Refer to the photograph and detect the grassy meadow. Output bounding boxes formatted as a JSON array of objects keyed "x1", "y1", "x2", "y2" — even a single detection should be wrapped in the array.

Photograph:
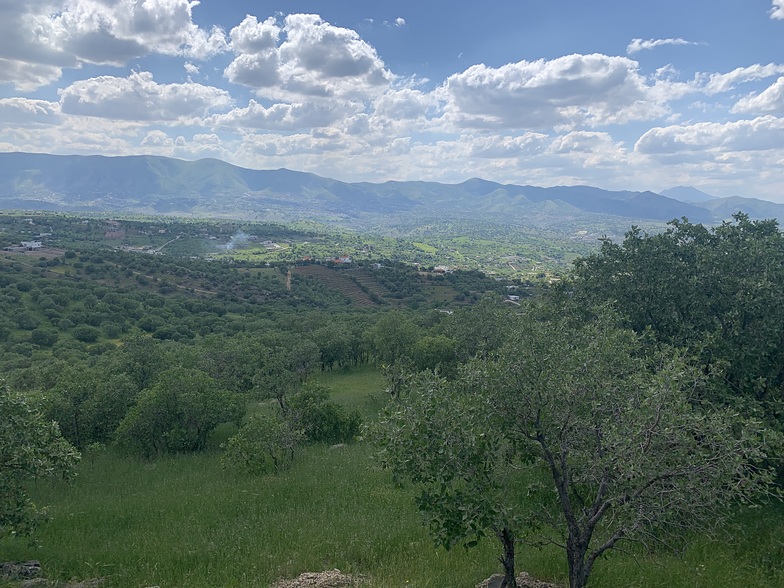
[{"x1": 2, "y1": 366, "x2": 783, "y2": 588}]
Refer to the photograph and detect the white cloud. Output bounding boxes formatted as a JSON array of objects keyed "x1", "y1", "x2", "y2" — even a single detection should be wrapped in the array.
[
  {"x1": 643, "y1": 63, "x2": 784, "y2": 106},
  {"x1": 439, "y1": 54, "x2": 666, "y2": 130},
  {"x1": 698, "y1": 63, "x2": 784, "y2": 94},
  {"x1": 0, "y1": 1, "x2": 226, "y2": 90},
  {"x1": 229, "y1": 15, "x2": 280, "y2": 54},
  {"x1": 371, "y1": 88, "x2": 437, "y2": 121},
  {"x1": 395, "y1": 18, "x2": 406, "y2": 27},
  {"x1": 0, "y1": 58, "x2": 64, "y2": 91},
  {"x1": 548, "y1": 131, "x2": 622, "y2": 155},
  {"x1": 141, "y1": 130, "x2": 175, "y2": 148},
  {"x1": 467, "y1": 133, "x2": 548, "y2": 158},
  {"x1": 772, "y1": 1, "x2": 784, "y2": 19},
  {"x1": 184, "y1": 62, "x2": 200, "y2": 76},
  {"x1": 46, "y1": 0, "x2": 228, "y2": 61},
  {"x1": 58, "y1": 71, "x2": 232, "y2": 121},
  {"x1": 635, "y1": 116, "x2": 784, "y2": 155},
  {"x1": 225, "y1": 14, "x2": 393, "y2": 101},
  {"x1": 733, "y1": 77, "x2": 784, "y2": 114},
  {"x1": 205, "y1": 99, "x2": 355, "y2": 131},
  {"x1": 0, "y1": 98, "x2": 61, "y2": 125},
  {"x1": 626, "y1": 38, "x2": 700, "y2": 54}
]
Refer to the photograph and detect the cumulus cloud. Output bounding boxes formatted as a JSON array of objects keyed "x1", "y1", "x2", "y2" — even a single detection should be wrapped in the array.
[
  {"x1": 0, "y1": 98, "x2": 61, "y2": 125},
  {"x1": 548, "y1": 131, "x2": 622, "y2": 154},
  {"x1": 0, "y1": 0, "x2": 226, "y2": 89},
  {"x1": 0, "y1": 58, "x2": 64, "y2": 91},
  {"x1": 205, "y1": 99, "x2": 354, "y2": 131},
  {"x1": 635, "y1": 116, "x2": 784, "y2": 155},
  {"x1": 440, "y1": 54, "x2": 666, "y2": 130},
  {"x1": 733, "y1": 77, "x2": 784, "y2": 114},
  {"x1": 371, "y1": 88, "x2": 437, "y2": 121},
  {"x1": 58, "y1": 71, "x2": 232, "y2": 121},
  {"x1": 394, "y1": 18, "x2": 406, "y2": 27},
  {"x1": 643, "y1": 63, "x2": 784, "y2": 105},
  {"x1": 772, "y1": 1, "x2": 784, "y2": 19},
  {"x1": 626, "y1": 38, "x2": 701, "y2": 54},
  {"x1": 46, "y1": 0, "x2": 228, "y2": 61},
  {"x1": 698, "y1": 63, "x2": 784, "y2": 94},
  {"x1": 225, "y1": 14, "x2": 393, "y2": 101},
  {"x1": 467, "y1": 133, "x2": 548, "y2": 158}
]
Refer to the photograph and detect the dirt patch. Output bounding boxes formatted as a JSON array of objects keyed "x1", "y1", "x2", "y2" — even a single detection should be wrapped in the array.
[
  {"x1": 475, "y1": 571, "x2": 562, "y2": 588},
  {"x1": 270, "y1": 569, "x2": 362, "y2": 588},
  {"x1": 12, "y1": 579, "x2": 103, "y2": 588}
]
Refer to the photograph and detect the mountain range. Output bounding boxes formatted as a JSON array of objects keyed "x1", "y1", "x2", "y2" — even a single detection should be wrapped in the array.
[{"x1": 0, "y1": 152, "x2": 781, "y2": 227}]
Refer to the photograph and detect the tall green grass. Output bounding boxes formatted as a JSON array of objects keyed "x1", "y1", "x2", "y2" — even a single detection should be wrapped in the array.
[{"x1": 2, "y1": 367, "x2": 782, "y2": 587}]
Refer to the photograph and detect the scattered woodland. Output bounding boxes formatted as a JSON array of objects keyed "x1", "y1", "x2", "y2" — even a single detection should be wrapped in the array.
[{"x1": 1, "y1": 211, "x2": 783, "y2": 588}]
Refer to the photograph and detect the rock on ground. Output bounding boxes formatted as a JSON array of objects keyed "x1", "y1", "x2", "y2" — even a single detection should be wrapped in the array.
[
  {"x1": 1, "y1": 561, "x2": 42, "y2": 581},
  {"x1": 270, "y1": 569, "x2": 361, "y2": 588},
  {"x1": 475, "y1": 572, "x2": 561, "y2": 588}
]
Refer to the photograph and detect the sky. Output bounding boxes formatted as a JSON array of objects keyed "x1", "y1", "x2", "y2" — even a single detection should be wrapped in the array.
[{"x1": 1, "y1": 1, "x2": 784, "y2": 201}]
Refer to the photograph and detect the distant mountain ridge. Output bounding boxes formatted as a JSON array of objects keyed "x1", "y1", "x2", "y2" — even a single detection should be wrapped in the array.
[
  {"x1": 660, "y1": 186, "x2": 719, "y2": 203},
  {"x1": 0, "y1": 152, "x2": 781, "y2": 226}
]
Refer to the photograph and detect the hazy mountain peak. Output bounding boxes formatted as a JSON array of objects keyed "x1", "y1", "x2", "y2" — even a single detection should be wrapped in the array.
[{"x1": 660, "y1": 186, "x2": 718, "y2": 203}]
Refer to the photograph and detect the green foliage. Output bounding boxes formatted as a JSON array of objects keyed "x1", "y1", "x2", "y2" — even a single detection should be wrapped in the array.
[
  {"x1": 41, "y1": 366, "x2": 137, "y2": 448},
  {"x1": 222, "y1": 412, "x2": 304, "y2": 474},
  {"x1": 567, "y1": 214, "x2": 784, "y2": 437},
  {"x1": 72, "y1": 324, "x2": 100, "y2": 343},
  {"x1": 0, "y1": 368, "x2": 782, "y2": 587},
  {"x1": 30, "y1": 328, "x2": 58, "y2": 347},
  {"x1": 115, "y1": 368, "x2": 244, "y2": 457},
  {"x1": 368, "y1": 311, "x2": 421, "y2": 364},
  {"x1": 15, "y1": 311, "x2": 39, "y2": 330},
  {"x1": 374, "y1": 371, "x2": 518, "y2": 550},
  {"x1": 375, "y1": 305, "x2": 777, "y2": 588},
  {"x1": 411, "y1": 334, "x2": 458, "y2": 376},
  {"x1": 0, "y1": 383, "x2": 80, "y2": 539},
  {"x1": 288, "y1": 383, "x2": 362, "y2": 444},
  {"x1": 488, "y1": 306, "x2": 775, "y2": 587}
]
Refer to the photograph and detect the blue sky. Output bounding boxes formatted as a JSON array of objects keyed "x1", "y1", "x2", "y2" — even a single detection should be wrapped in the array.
[{"x1": 1, "y1": 0, "x2": 784, "y2": 201}]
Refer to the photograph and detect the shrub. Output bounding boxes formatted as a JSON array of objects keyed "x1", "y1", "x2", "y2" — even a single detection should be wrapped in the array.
[
  {"x1": 72, "y1": 325, "x2": 100, "y2": 343},
  {"x1": 222, "y1": 412, "x2": 304, "y2": 474},
  {"x1": 288, "y1": 383, "x2": 361, "y2": 444},
  {"x1": 115, "y1": 368, "x2": 244, "y2": 458},
  {"x1": 31, "y1": 328, "x2": 58, "y2": 347}
]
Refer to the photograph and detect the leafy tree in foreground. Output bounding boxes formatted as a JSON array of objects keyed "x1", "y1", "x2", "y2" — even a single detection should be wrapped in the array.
[
  {"x1": 1, "y1": 384, "x2": 80, "y2": 539},
  {"x1": 375, "y1": 370, "x2": 522, "y2": 586},
  {"x1": 375, "y1": 307, "x2": 775, "y2": 588}
]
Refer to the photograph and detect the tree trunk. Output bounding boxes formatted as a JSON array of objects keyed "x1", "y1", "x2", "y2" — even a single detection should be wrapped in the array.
[
  {"x1": 497, "y1": 527, "x2": 517, "y2": 588},
  {"x1": 566, "y1": 534, "x2": 592, "y2": 588}
]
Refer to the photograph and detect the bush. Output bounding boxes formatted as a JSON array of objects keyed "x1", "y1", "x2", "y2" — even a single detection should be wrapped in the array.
[
  {"x1": 72, "y1": 325, "x2": 100, "y2": 343},
  {"x1": 288, "y1": 383, "x2": 361, "y2": 444},
  {"x1": 222, "y1": 412, "x2": 304, "y2": 474},
  {"x1": 31, "y1": 328, "x2": 58, "y2": 347},
  {"x1": 15, "y1": 311, "x2": 39, "y2": 330},
  {"x1": 115, "y1": 368, "x2": 244, "y2": 458}
]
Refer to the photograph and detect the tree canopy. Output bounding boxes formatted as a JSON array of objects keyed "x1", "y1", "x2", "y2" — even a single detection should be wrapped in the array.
[
  {"x1": 566, "y1": 214, "x2": 784, "y2": 437},
  {"x1": 375, "y1": 305, "x2": 775, "y2": 588}
]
